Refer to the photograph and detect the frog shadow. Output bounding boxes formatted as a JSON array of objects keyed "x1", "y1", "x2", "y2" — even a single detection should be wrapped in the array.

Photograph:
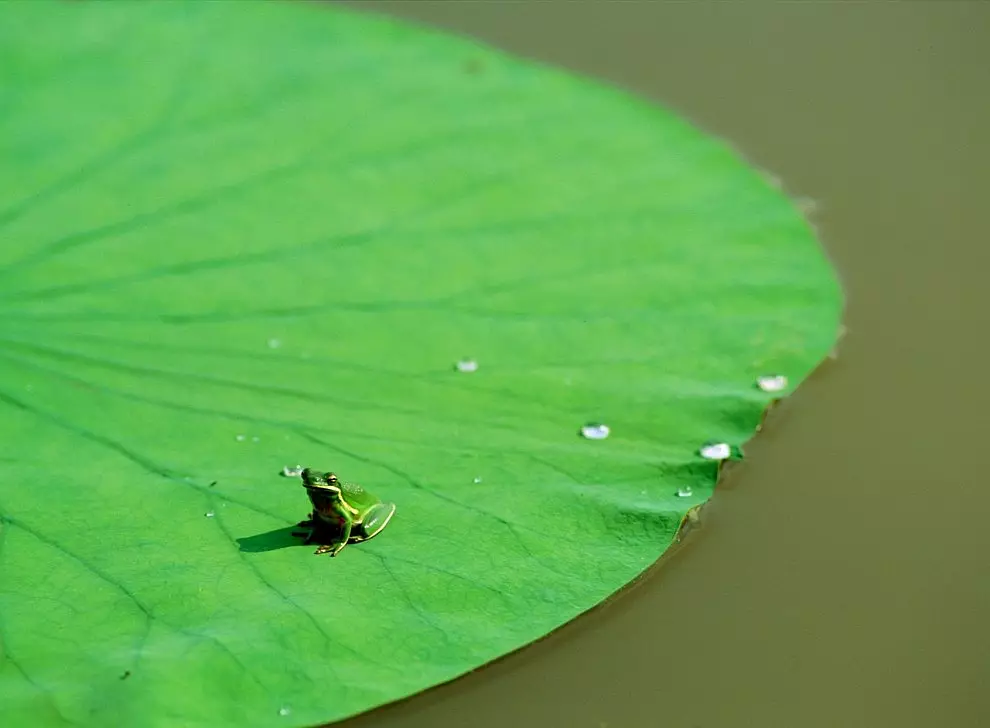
[
  {"x1": 236, "y1": 526, "x2": 306, "y2": 553},
  {"x1": 237, "y1": 522, "x2": 343, "y2": 553}
]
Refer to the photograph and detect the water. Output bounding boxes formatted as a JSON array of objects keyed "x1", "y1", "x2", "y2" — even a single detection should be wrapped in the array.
[
  {"x1": 676, "y1": 487, "x2": 693, "y2": 498},
  {"x1": 756, "y1": 374, "x2": 788, "y2": 393},
  {"x1": 699, "y1": 442, "x2": 731, "y2": 460},
  {"x1": 281, "y1": 465, "x2": 304, "y2": 477},
  {"x1": 455, "y1": 358, "x2": 479, "y2": 373},
  {"x1": 580, "y1": 423, "x2": 610, "y2": 440}
]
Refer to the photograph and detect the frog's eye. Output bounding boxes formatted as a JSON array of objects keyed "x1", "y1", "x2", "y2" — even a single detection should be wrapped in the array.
[{"x1": 326, "y1": 473, "x2": 339, "y2": 484}]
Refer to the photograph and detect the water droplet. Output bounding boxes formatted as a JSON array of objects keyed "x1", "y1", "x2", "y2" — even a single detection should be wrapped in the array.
[
  {"x1": 278, "y1": 706, "x2": 291, "y2": 717},
  {"x1": 268, "y1": 338, "x2": 281, "y2": 349},
  {"x1": 251, "y1": 436, "x2": 260, "y2": 443},
  {"x1": 580, "y1": 423, "x2": 610, "y2": 440},
  {"x1": 205, "y1": 511, "x2": 215, "y2": 518},
  {"x1": 756, "y1": 374, "x2": 788, "y2": 393},
  {"x1": 455, "y1": 358, "x2": 478, "y2": 373},
  {"x1": 281, "y1": 465, "x2": 304, "y2": 477},
  {"x1": 699, "y1": 442, "x2": 731, "y2": 460},
  {"x1": 676, "y1": 487, "x2": 693, "y2": 498},
  {"x1": 473, "y1": 477, "x2": 482, "y2": 484},
  {"x1": 235, "y1": 435, "x2": 246, "y2": 442}
]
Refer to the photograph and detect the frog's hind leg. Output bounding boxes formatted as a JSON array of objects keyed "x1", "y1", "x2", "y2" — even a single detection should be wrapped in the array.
[
  {"x1": 353, "y1": 502, "x2": 397, "y2": 543},
  {"x1": 314, "y1": 543, "x2": 337, "y2": 556}
]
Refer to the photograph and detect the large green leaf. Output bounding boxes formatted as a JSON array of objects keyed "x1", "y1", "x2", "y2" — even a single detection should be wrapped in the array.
[{"x1": 0, "y1": 2, "x2": 841, "y2": 726}]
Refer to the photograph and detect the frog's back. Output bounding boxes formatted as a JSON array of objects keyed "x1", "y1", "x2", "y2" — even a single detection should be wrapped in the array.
[{"x1": 341, "y1": 480, "x2": 380, "y2": 509}]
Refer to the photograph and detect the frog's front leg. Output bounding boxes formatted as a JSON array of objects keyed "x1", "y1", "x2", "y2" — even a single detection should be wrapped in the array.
[
  {"x1": 313, "y1": 539, "x2": 347, "y2": 556},
  {"x1": 314, "y1": 519, "x2": 352, "y2": 556}
]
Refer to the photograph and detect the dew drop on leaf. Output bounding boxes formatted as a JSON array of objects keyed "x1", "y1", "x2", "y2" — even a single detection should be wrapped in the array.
[
  {"x1": 281, "y1": 465, "x2": 304, "y2": 477},
  {"x1": 268, "y1": 338, "x2": 282, "y2": 349},
  {"x1": 455, "y1": 358, "x2": 478, "y2": 373},
  {"x1": 205, "y1": 511, "x2": 215, "y2": 518},
  {"x1": 580, "y1": 423, "x2": 610, "y2": 440},
  {"x1": 235, "y1": 435, "x2": 246, "y2": 442},
  {"x1": 699, "y1": 442, "x2": 731, "y2": 460},
  {"x1": 676, "y1": 487, "x2": 693, "y2": 498},
  {"x1": 756, "y1": 374, "x2": 788, "y2": 392},
  {"x1": 473, "y1": 476, "x2": 482, "y2": 484},
  {"x1": 278, "y1": 707, "x2": 291, "y2": 717}
]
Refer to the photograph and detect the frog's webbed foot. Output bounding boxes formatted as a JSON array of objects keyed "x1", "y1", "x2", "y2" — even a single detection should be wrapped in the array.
[{"x1": 314, "y1": 541, "x2": 346, "y2": 556}]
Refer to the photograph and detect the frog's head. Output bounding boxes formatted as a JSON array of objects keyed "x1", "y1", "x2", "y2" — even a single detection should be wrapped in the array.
[{"x1": 300, "y1": 468, "x2": 341, "y2": 494}]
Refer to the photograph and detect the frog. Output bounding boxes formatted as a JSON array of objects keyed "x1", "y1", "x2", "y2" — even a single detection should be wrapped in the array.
[{"x1": 292, "y1": 468, "x2": 396, "y2": 556}]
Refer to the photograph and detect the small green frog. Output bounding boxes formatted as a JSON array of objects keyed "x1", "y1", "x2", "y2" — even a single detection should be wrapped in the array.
[{"x1": 292, "y1": 468, "x2": 396, "y2": 556}]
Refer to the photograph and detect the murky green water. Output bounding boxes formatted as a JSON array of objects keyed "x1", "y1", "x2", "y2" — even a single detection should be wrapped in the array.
[{"x1": 337, "y1": 3, "x2": 990, "y2": 726}]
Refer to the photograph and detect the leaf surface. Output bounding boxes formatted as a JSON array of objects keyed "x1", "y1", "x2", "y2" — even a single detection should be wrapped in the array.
[{"x1": 0, "y1": 3, "x2": 841, "y2": 726}]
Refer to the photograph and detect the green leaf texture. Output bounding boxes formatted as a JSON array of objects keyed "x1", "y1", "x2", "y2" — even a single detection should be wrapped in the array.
[{"x1": 0, "y1": 2, "x2": 842, "y2": 726}]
